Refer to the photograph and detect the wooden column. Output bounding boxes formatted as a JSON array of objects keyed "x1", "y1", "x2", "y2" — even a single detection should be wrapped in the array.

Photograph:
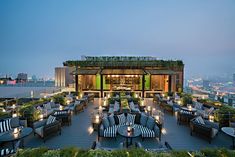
[
  {"x1": 100, "y1": 74, "x2": 103, "y2": 98},
  {"x1": 142, "y1": 75, "x2": 145, "y2": 98},
  {"x1": 168, "y1": 75, "x2": 172, "y2": 93},
  {"x1": 75, "y1": 74, "x2": 79, "y2": 95}
]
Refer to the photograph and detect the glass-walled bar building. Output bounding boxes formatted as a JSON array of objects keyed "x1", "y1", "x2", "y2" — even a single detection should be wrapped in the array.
[{"x1": 63, "y1": 56, "x2": 184, "y2": 98}]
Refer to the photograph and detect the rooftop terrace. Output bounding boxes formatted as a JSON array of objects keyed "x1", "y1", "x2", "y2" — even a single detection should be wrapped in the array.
[{"x1": 18, "y1": 98, "x2": 231, "y2": 150}]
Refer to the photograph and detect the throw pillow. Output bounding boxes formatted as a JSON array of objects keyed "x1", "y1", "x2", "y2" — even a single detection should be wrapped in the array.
[
  {"x1": 117, "y1": 113, "x2": 126, "y2": 124},
  {"x1": 46, "y1": 115, "x2": 56, "y2": 125},
  {"x1": 126, "y1": 114, "x2": 135, "y2": 125},
  {"x1": 114, "y1": 115, "x2": 119, "y2": 125},
  {"x1": 108, "y1": 115, "x2": 115, "y2": 126},
  {"x1": 135, "y1": 113, "x2": 141, "y2": 124},
  {"x1": 196, "y1": 116, "x2": 205, "y2": 125},
  {"x1": 43, "y1": 103, "x2": 51, "y2": 110},
  {"x1": 0, "y1": 119, "x2": 12, "y2": 133},
  {"x1": 140, "y1": 113, "x2": 148, "y2": 126},
  {"x1": 102, "y1": 117, "x2": 110, "y2": 129},
  {"x1": 146, "y1": 117, "x2": 155, "y2": 130}
]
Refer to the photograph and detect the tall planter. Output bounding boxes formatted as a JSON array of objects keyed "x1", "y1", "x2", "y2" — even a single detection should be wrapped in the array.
[{"x1": 214, "y1": 106, "x2": 235, "y2": 128}]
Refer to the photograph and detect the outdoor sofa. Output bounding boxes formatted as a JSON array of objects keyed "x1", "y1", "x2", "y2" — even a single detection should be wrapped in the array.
[
  {"x1": 33, "y1": 115, "x2": 61, "y2": 142},
  {"x1": 190, "y1": 116, "x2": 219, "y2": 143},
  {"x1": 98, "y1": 113, "x2": 161, "y2": 141}
]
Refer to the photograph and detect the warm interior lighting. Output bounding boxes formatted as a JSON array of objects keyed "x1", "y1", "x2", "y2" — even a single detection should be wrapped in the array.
[
  {"x1": 76, "y1": 96, "x2": 79, "y2": 99},
  {"x1": 147, "y1": 106, "x2": 151, "y2": 111},
  {"x1": 141, "y1": 100, "x2": 144, "y2": 106},
  {"x1": 2, "y1": 109, "x2": 6, "y2": 112},
  {"x1": 12, "y1": 104, "x2": 16, "y2": 109},
  {"x1": 103, "y1": 100, "x2": 107, "y2": 106},
  {"x1": 107, "y1": 94, "x2": 110, "y2": 98},
  {"x1": 12, "y1": 113, "x2": 17, "y2": 118},
  {"x1": 80, "y1": 93, "x2": 83, "y2": 98}
]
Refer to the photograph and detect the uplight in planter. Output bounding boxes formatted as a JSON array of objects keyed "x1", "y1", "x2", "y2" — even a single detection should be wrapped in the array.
[
  {"x1": 209, "y1": 115, "x2": 214, "y2": 122},
  {"x1": 39, "y1": 114, "x2": 43, "y2": 121}
]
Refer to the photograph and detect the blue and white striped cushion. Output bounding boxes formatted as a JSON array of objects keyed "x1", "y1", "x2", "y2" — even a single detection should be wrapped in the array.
[
  {"x1": 54, "y1": 111, "x2": 68, "y2": 115},
  {"x1": 133, "y1": 124, "x2": 155, "y2": 138},
  {"x1": 140, "y1": 127, "x2": 155, "y2": 138},
  {"x1": 103, "y1": 126, "x2": 118, "y2": 137},
  {"x1": 0, "y1": 119, "x2": 12, "y2": 133},
  {"x1": 126, "y1": 114, "x2": 135, "y2": 124},
  {"x1": 180, "y1": 110, "x2": 192, "y2": 115},
  {"x1": 46, "y1": 115, "x2": 56, "y2": 125},
  {"x1": 117, "y1": 114, "x2": 126, "y2": 124},
  {"x1": 0, "y1": 148, "x2": 14, "y2": 157}
]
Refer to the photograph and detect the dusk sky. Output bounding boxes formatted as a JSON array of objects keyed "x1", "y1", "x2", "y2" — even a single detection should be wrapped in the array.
[{"x1": 0, "y1": 0, "x2": 235, "y2": 79}]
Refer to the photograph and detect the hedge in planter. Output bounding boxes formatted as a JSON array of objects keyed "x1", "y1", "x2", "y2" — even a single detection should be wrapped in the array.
[
  {"x1": 14, "y1": 147, "x2": 235, "y2": 157},
  {"x1": 214, "y1": 105, "x2": 235, "y2": 127}
]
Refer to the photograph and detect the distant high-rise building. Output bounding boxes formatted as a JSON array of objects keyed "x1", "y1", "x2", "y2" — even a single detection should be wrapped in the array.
[
  {"x1": 55, "y1": 67, "x2": 73, "y2": 87},
  {"x1": 16, "y1": 73, "x2": 27, "y2": 83},
  {"x1": 202, "y1": 80, "x2": 210, "y2": 89}
]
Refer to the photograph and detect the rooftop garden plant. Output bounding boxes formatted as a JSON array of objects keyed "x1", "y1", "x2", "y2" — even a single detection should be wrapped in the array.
[
  {"x1": 214, "y1": 105, "x2": 235, "y2": 127},
  {"x1": 63, "y1": 56, "x2": 184, "y2": 69},
  {"x1": 181, "y1": 93, "x2": 193, "y2": 106},
  {"x1": 14, "y1": 147, "x2": 235, "y2": 157}
]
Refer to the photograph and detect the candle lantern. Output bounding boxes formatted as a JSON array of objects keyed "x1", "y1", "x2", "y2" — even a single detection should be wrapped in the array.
[
  {"x1": 13, "y1": 128, "x2": 19, "y2": 134},
  {"x1": 209, "y1": 115, "x2": 214, "y2": 122},
  {"x1": 127, "y1": 126, "x2": 131, "y2": 132}
]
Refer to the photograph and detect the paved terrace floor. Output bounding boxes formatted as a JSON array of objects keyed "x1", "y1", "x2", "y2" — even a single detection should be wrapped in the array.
[{"x1": 23, "y1": 98, "x2": 232, "y2": 150}]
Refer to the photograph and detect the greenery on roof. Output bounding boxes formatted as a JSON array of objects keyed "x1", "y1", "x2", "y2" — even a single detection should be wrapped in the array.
[{"x1": 64, "y1": 56, "x2": 184, "y2": 69}]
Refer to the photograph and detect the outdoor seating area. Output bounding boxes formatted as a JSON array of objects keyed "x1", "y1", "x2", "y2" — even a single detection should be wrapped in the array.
[{"x1": 1, "y1": 92, "x2": 235, "y2": 156}]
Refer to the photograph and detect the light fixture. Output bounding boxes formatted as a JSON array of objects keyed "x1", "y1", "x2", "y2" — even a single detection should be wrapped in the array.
[
  {"x1": 13, "y1": 128, "x2": 19, "y2": 134},
  {"x1": 209, "y1": 115, "x2": 214, "y2": 122},
  {"x1": 155, "y1": 115, "x2": 160, "y2": 121},
  {"x1": 127, "y1": 126, "x2": 131, "y2": 132},
  {"x1": 12, "y1": 113, "x2": 17, "y2": 118},
  {"x1": 39, "y1": 114, "x2": 43, "y2": 120},
  {"x1": 66, "y1": 100, "x2": 70, "y2": 105},
  {"x1": 60, "y1": 105, "x2": 63, "y2": 110}
]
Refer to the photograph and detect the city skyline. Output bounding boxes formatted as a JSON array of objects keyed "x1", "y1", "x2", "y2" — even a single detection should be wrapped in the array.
[{"x1": 1, "y1": 0, "x2": 235, "y2": 79}]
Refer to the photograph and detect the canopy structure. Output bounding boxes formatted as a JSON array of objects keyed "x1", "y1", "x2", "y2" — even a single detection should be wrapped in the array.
[
  {"x1": 71, "y1": 69, "x2": 99, "y2": 75},
  {"x1": 145, "y1": 69, "x2": 177, "y2": 75},
  {"x1": 100, "y1": 69, "x2": 146, "y2": 75}
]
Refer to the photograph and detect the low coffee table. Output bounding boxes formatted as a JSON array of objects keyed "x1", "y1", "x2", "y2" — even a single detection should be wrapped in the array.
[
  {"x1": 0, "y1": 127, "x2": 32, "y2": 149},
  {"x1": 117, "y1": 125, "x2": 141, "y2": 148},
  {"x1": 221, "y1": 127, "x2": 235, "y2": 149}
]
